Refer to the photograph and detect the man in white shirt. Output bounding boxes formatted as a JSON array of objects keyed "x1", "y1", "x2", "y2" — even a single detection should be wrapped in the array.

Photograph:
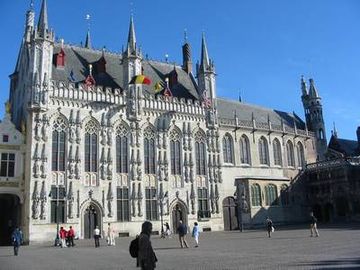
[{"x1": 94, "y1": 226, "x2": 101, "y2": 247}]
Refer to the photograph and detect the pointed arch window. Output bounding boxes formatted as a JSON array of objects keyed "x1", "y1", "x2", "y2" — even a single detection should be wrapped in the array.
[
  {"x1": 273, "y1": 138, "x2": 282, "y2": 166},
  {"x1": 170, "y1": 129, "x2": 182, "y2": 175},
  {"x1": 258, "y1": 137, "x2": 269, "y2": 165},
  {"x1": 240, "y1": 135, "x2": 251, "y2": 165},
  {"x1": 195, "y1": 130, "x2": 206, "y2": 175},
  {"x1": 144, "y1": 127, "x2": 156, "y2": 175},
  {"x1": 84, "y1": 120, "x2": 99, "y2": 172},
  {"x1": 116, "y1": 124, "x2": 129, "y2": 173},
  {"x1": 296, "y1": 142, "x2": 305, "y2": 168},
  {"x1": 52, "y1": 117, "x2": 67, "y2": 172},
  {"x1": 222, "y1": 133, "x2": 234, "y2": 164},
  {"x1": 286, "y1": 140, "x2": 295, "y2": 167},
  {"x1": 251, "y1": 184, "x2": 262, "y2": 207},
  {"x1": 265, "y1": 184, "x2": 278, "y2": 206}
]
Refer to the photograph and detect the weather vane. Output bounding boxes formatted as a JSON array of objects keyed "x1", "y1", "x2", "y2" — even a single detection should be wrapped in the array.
[{"x1": 85, "y1": 14, "x2": 91, "y2": 30}]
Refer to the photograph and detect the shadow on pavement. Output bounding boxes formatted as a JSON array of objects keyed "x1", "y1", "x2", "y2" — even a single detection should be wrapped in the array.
[{"x1": 292, "y1": 257, "x2": 360, "y2": 269}]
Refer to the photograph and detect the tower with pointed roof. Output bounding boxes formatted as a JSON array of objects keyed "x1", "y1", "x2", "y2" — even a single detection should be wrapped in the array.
[{"x1": 301, "y1": 77, "x2": 327, "y2": 160}]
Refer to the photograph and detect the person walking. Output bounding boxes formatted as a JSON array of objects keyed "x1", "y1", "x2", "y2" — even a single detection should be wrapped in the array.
[
  {"x1": 177, "y1": 220, "x2": 189, "y2": 248},
  {"x1": 266, "y1": 217, "x2": 274, "y2": 238},
  {"x1": 94, "y1": 226, "x2": 101, "y2": 248},
  {"x1": 164, "y1": 222, "x2": 171, "y2": 238},
  {"x1": 310, "y1": 212, "x2": 320, "y2": 237},
  {"x1": 59, "y1": 227, "x2": 67, "y2": 248},
  {"x1": 107, "y1": 223, "x2": 116, "y2": 246},
  {"x1": 11, "y1": 227, "x2": 23, "y2": 256},
  {"x1": 192, "y1": 222, "x2": 200, "y2": 247},
  {"x1": 138, "y1": 221, "x2": 157, "y2": 270},
  {"x1": 67, "y1": 226, "x2": 75, "y2": 247}
]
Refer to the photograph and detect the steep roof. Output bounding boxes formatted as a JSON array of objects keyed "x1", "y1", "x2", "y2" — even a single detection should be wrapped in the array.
[
  {"x1": 216, "y1": 98, "x2": 306, "y2": 129},
  {"x1": 328, "y1": 135, "x2": 359, "y2": 156},
  {"x1": 51, "y1": 43, "x2": 199, "y2": 99}
]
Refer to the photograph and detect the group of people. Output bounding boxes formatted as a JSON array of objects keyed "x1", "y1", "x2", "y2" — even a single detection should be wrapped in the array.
[
  {"x1": 58, "y1": 226, "x2": 75, "y2": 247},
  {"x1": 93, "y1": 223, "x2": 116, "y2": 248}
]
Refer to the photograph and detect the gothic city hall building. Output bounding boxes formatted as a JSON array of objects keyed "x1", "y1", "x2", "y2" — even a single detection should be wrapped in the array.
[{"x1": 1, "y1": 0, "x2": 327, "y2": 243}]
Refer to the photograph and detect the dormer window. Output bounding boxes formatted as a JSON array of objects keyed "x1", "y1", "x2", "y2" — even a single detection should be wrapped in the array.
[
  {"x1": 55, "y1": 49, "x2": 66, "y2": 68},
  {"x1": 2, "y1": 135, "x2": 9, "y2": 143}
]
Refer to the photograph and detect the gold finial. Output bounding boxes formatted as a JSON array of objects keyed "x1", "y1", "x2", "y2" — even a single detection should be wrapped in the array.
[{"x1": 5, "y1": 101, "x2": 11, "y2": 114}]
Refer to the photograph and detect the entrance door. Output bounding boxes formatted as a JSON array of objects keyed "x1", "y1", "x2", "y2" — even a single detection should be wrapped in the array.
[
  {"x1": 0, "y1": 194, "x2": 21, "y2": 245},
  {"x1": 171, "y1": 203, "x2": 187, "y2": 233},
  {"x1": 83, "y1": 204, "x2": 100, "y2": 239},
  {"x1": 223, "y1": 197, "x2": 238, "y2": 231}
]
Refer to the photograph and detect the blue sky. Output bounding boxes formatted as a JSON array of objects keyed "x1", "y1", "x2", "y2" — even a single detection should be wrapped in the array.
[{"x1": 1, "y1": 0, "x2": 360, "y2": 140}]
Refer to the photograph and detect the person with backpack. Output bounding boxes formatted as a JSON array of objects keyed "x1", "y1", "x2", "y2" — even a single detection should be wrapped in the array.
[
  {"x1": 177, "y1": 220, "x2": 189, "y2": 248},
  {"x1": 11, "y1": 227, "x2": 23, "y2": 256},
  {"x1": 310, "y1": 212, "x2": 320, "y2": 237},
  {"x1": 138, "y1": 221, "x2": 157, "y2": 270},
  {"x1": 192, "y1": 222, "x2": 200, "y2": 247},
  {"x1": 265, "y1": 217, "x2": 274, "y2": 238}
]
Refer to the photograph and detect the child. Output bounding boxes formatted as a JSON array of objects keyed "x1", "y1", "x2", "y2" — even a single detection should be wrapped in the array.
[{"x1": 192, "y1": 222, "x2": 200, "y2": 247}]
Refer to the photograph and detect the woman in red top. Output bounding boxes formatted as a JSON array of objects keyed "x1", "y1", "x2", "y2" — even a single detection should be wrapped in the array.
[
  {"x1": 67, "y1": 226, "x2": 75, "y2": 247},
  {"x1": 59, "y1": 227, "x2": 67, "y2": 248}
]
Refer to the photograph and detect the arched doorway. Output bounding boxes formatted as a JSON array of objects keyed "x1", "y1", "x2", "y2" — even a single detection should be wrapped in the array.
[
  {"x1": 171, "y1": 201, "x2": 188, "y2": 234},
  {"x1": 0, "y1": 194, "x2": 21, "y2": 245},
  {"x1": 83, "y1": 203, "x2": 102, "y2": 239},
  {"x1": 223, "y1": 197, "x2": 238, "y2": 231}
]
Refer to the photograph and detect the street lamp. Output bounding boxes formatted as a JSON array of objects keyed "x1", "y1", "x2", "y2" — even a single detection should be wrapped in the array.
[
  {"x1": 158, "y1": 190, "x2": 168, "y2": 238},
  {"x1": 235, "y1": 182, "x2": 248, "y2": 232}
]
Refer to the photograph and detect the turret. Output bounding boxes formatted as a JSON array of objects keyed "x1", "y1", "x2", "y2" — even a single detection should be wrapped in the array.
[
  {"x1": 24, "y1": 1, "x2": 35, "y2": 43},
  {"x1": 196, "y1": 33, "x2": 216, "y2": 101},
  {"x1": 123, "y1": 15, "x2": 142, "y2": 121},
  {"x1": 85, "y1": 29, "x2": 91, "y2": 49},
  {"x1": 182, "y1": 31, "x2": 192, "y2": 74},
  {"x1": 301, "y1": 77, "x2": 327, "y2": 160}
]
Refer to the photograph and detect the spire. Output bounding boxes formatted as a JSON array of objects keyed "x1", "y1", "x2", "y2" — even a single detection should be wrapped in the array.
[
  {"x1": 309, "y1": 78, "x2": 319, "y2": 98},
  {"x1": 200, "y1": 33, "x2": 210, "y2": 71},
  {"x1": 127, "y1": 15, "x2": 136, "y2": 53},
  {"x1": 37, "y1": 0, "x2": 48, "y2": 33},
  {"x1": 301, "y1": 75, "x2": 307, "y2": 96},
  {"x1": 85, "y1": 30, "x2": 91, "y2": 49},
  {"x1": 333, "y1": 122, "x2": 338, "y2": 138}
]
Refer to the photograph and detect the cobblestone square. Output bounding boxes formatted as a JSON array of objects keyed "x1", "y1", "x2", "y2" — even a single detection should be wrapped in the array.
[{"x1": 1, "y1": 224, "x2": 359, "y2": 270}]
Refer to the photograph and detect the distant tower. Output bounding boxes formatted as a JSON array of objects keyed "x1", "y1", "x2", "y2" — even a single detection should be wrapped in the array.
[{"x1": 301, "y1": 76, "x2": 327, "y2": 160}]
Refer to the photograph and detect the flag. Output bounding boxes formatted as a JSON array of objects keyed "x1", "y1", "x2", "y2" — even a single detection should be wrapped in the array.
[
  {"x1": 68, "y1": 69, "x2": 76, "y2": 82},
  {"x1": 129, "y1": 75, "x2": 151, "y2": 85},
  {"x1": 154, "y1": 81, "x2": 164, "y2": 93}
]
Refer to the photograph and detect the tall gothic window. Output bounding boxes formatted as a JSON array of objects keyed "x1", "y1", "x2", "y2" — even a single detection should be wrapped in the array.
[
  {"x1": 52, "y1": 116, "x2": 67, "y2": 172},
  {"x1": 222, "y1": 133, "x2": 234, "y2": 164},
  {"x1": 50, "y1": 186, "x2": 66, "y2": 223},
  {"x1": 280, "y1": 184, "x2": 290, "y2": 206},
  {"x1": 198, "y1": 187, "x2": 210, "y2": 218},
  {"x1": 273, "y1": 138, "x2": 282, "y2": 166},
  {"x1": 170, "y1": 129, "x2": 182, "y2": 175},
  {"x1": 251, "y1": 184, "x2": 262, "y2": 207},
  {"x1": 258, "y1": 136, "x2": 269, "y2": 165},
  {"x1": 116, "y1": 124, "x2": 129, "y2": 173},
  {"x1": 144, "y1": 127, "x2": 156, "y2": 174},
  {"x1": 84, "y1": 120, "x2": 99, "y2": 172},
  {"x1": 296, "y1": 142, "x2": 305, "y2": 168},
  {"x1": 286, "y1": 140, "x2": 295, "y2": 167},
  {"x1": 195, "y1": 130, "x2": 206, "y2": 175},
  {"x1": 117, "y1": 187, "x2": 130, "y2": 221},
  {"x1": 240, "y1": 135, "x2": 251, "y2": 165},
  {"x1": 265, "y1": 184, "x2": 278, "y2": 206},
  {"x1": 145, "y1": 187, "x2": 158, "y2": 221}
]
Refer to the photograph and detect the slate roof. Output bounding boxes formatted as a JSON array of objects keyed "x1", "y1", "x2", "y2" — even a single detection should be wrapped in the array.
[
  {"x1": 328, "y1": 135, "x2": 359, "y2": 156},
  {"x1": 216, "y1": 98, "x2": 306, "y2": 129},
  {"x1": 52, "y1": 43, "x2": 306, "y2": 129},
  {"x1": 52, "y1": 43, "x2": 199, "y2": 99}
]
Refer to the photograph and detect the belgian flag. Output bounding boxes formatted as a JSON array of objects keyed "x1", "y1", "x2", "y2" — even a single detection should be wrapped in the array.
[{"x1": 129, "y1": 75, "x2": 151, "y2": 85}]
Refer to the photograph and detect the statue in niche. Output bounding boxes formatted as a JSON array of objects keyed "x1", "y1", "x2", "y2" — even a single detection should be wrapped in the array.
[
  {"x1": 41, "y1": 118, "x2": 48, "y2": 141},
  {"x1": 75, "y1": 126, "x2": 81, "y2": 144},
  {"x1": 40, "y1": 160, "x2": 47, "y2": 178},
  {"x1": 32, "y1": 182, "x2": 40, "y2": 219},
  {"x1": 69, "y1": 126, "x2": 76, "y2": 143},
  {"x1": 33, "y1": 160, "x2": 40, "y2": 178},
  {"x1": 34, "y1": 121, "x2": 41, "y2": 141},
  {"x1": 100, "y1": 128, "x2": 107, "y2": 145},
  {"x1": 69, "y1": 162, "x2": 75, "y2": 179}
]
